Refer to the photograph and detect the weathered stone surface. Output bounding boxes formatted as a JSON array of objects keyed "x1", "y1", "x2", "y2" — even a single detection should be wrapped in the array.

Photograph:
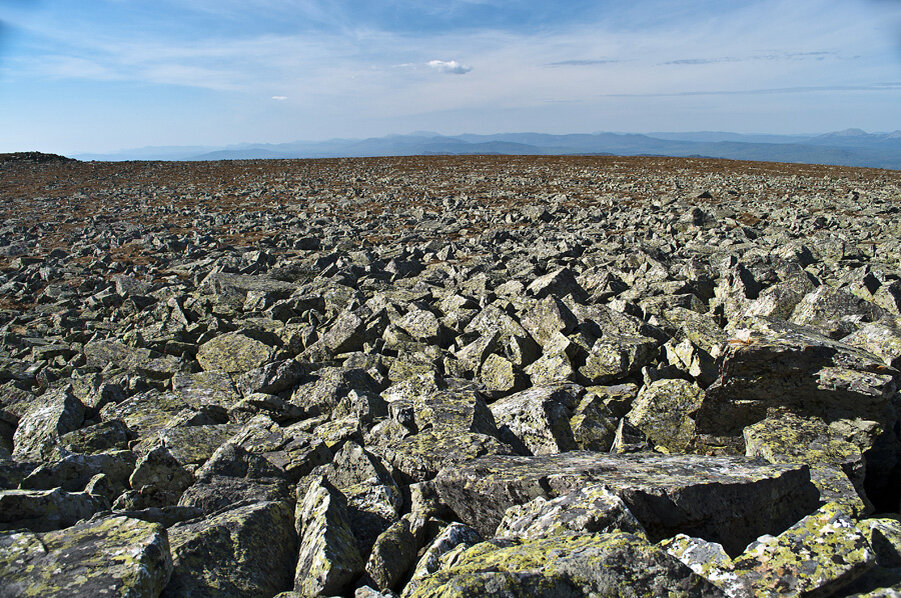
[
  {"x1": 731, "y1": 502, "x2": 876, "y2": 596},
  {"x1": 490, "y1": 383, "x2": 590, "y2": 455},
  {"x1": 660, "y1": 534, "x2": 748, "y2": 597},
  {"x1": 857, "y1": 518, "x2": 901, "y2": 568},
  {"x1": 57, "y1": 419, "x2": 132, "y2": 454},
  {"x1": 294, "y1": 476, "x2": 364, "y2": 597},
  {"x1": 744, "y1": 413, "x2": 871, "y2": 515},
  {"x1": 20, "y1": 450, "x2": 135, "y2": 495},
  {"x1": 0, "y1": 487, "x2": 106, "y2": 532},
  {"x1": 407, "y1": 522, "x2": 483, "y2": 593},
  {"x1": 228, "y1": 417, "x2": 332, "y2": 482},
  {"x1": 365, "y1": 515, "x2": 421, "y2": 592},
  {"x1": 626, "y1": 378, "x2": 704, "y2": 453},
  {"x1": 6, "y1": 149, "x2": 901, "y2": 598},
  {"x1": 433, "y1": 451, "x2": 820, "y2": 555},
  {"x1": 696, "y1": 317, "x2": 897, "y2": 447},
  {"x1": 790, "y1": 285, "x2": 886, "y2": 339},
  {"x1": 578, "y1": 334, "x2": 657, "y2": 384},
  {"x1": 164, "y1": 500, "x2": 296, "y2": 598},
  {"x1": 12, "y1": 386, "x2": 84, "y2": 457},
  {"x1": 496, "y1": 484, "x2": 646, "y2": 540},
  {"x1": 403, "y1": 531, "x2": 722, "y2": 598},
  {"x1": 173, "y1": 370, "x2": 243, "y2": 409},
  {"x1": 196, "y1": 331, "x2": 277, "y2": 373},
  {"x1": 0, "y1": 515, "x2": 172, "y2": 597},
  {"x1": 128, "y1": 446, "x2": 194, "y2": 508},
  {"x1": 381, "y1": 429, "x2": 515, "y2": 482}
]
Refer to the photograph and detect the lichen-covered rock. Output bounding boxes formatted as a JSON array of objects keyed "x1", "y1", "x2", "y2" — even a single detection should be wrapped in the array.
[
  {"x1": 365, "y1": 514, "x2": 422, "y2": 592},
  {"x1": 234, "y1": 358, "x2": 311, "y2": 396},
  {"x1": 290, "y1": 366, "x2": 380, "y2": 419},
  {"x1": 790, "y1": 285, "x2": 886, "y2": 339},
  {"x1": 857, "y1": 518, "x2": 901, "y2": 568},
  {"x1": 12, "y1": 386, "x2": 84, "y2": 458},
  {"x1": 730, "y1": 502, "x2": 876, "y2": 596},
  {"x1": 433, "y1": 451, "x2": 820, "y2": 555},
  {"x1": 321, "y1": 309, "x2": 367, "y2": 353},
  {"x1": 309, "y1": 441, "x2": 402, "y2": 554},
  {"x1": 227, "y1": 416, "x2": 332, "y2": 483},
  {"x1": 57, "y1": 419, "x2": 132, "y2": 454},
  {"x1": 413, "y1": 388, "x2": 498, "y2": 436},
  {"x1": 128, "y1": 446, "x2": 194, "y2": 508},
  {"x1": 496, "y1": 484, "x2": 646, "y2": 541},
  {"x1": 479, "y1": 353, "x2": 528, "y2": 394},
  {"x1": 0, "y1": 515, "x2": 172, "y2": 597},
  {"x1": 519, "y1": 295, "x2": 578, "y2": 348},
  {"x1": 489, "y1": 383, "x2": 587, "y2": 455},
  {"x1": 843, "y1": 322, "x2": 901, "y2": 369},
  {"x1": 163, "y1": 500, "x2": 296, "y2": 598},
  {"x1": 173, "y1": 370, "x2": 243, "y2": 409},
  {"x1": 196, "y1": 331, "x2": 277, "y2": 373},
  {"x1": 625, "y1": 378, "x2": 704, "y2": 453},
  {"x1": 0, "y1": 488, "x2": 106, "y2": 532},
  {"x1": 743, "y1": 413, "x2": 871, "y2": 515},
  {"x1": 523, "y1": 350, "x2": 575, "y2": 385},
  {"x1": 294, "y1": 476, "x2": 364, "y2": 597},
  {"x1": 98, "y1": 390, "x2": 189, "y2": 443},
  {"x1": 380, "y1": 429, "x2": 515, "y2": 482},
  {"x1": 406, "y1": 522, "x2": 483, "y2": 594},
  {"x1": 578, "y1": 333, "x2": 657, "y2": 384},
  {"x1": 20, "y1": 450, "x2": 135, "y2": 495},
  {"x1": 526, "y1": 267, "x2": 588, "y2": 302},
  {"x1": 660, "y1": 534, "x2": 748, "y2": 597},
  {"x1": 402, "y1": 531, "x2": 722, "y2": 598},
  {"x1": 695, "y1": 317, "x2": 898, "y2": 452}
]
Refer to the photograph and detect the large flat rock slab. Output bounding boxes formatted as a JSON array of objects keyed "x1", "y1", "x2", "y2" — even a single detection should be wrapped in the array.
[
  {"x1": 434, "y1": 451, "x2": 820, "y2": 555},
  {"x1": 0, "y1": 515, "x2": 172, "y2": 597}
]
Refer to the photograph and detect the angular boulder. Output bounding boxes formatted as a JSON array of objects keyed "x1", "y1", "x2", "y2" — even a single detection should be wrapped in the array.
[
  {"x1": 403, "y1": 531, "x2": 722, "y2": 598},
  {"x1": 164, "y1": 500, "x2": 296, "y2": 598},
  {"x1": 0, "y1": 516, "x2": 172, "y2": 597},
  {"x1": 731, "y1": 502, "x2": 875, "y2": 596},
  {"x1": 433, "y1": 451, "x2": 820, "y2": 555}
]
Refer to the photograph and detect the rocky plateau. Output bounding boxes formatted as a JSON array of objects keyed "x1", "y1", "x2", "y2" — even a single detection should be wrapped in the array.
[{"x1": 1, "y1": 153, "x2": 900, "y2": 597}]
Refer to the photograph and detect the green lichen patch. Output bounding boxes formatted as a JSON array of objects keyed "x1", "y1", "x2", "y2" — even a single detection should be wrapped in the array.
[
  {"x1": 403, "y1": 531, "x2": 721, "y2": 598},
  {"x1": 0, "y1": 515, "x2": 172, "y2": 598},
  {"x1": 731, "y1": 502, "x2": 876, "y2": 596}
]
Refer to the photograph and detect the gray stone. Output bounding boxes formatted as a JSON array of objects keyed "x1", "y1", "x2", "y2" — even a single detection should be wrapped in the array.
[
  {"x1": 403, "y1": 531, "x2": 722, "y2": 598},
  {"x1": 0, "y1": 516, "x2": 172, "y2": 597},
  {"x1": 12, "y1": 386, "x2": 84, "y2": 458},
  {"x1": 433, "y1": 451, "x2": 820, "y2": 556},
  {"x1": 0, "y1": 488, "x2": 106, "y2": 532},
  {"x1": 196, "y1": 332, "x2": 277, "y2": 373},
  {"x1": 294, "y1": 476, "x2": 365, "y2": 596},
  {"x1": 165, "y1": 500, "x2": 296, "y2": 598}
]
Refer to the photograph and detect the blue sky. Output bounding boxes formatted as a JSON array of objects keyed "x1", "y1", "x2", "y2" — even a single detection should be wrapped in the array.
[{"x1": 2, "y1": 0, "x2": 901, "y2": 154}]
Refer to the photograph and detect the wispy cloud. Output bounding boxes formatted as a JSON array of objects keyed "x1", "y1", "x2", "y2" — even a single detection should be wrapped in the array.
[
  {"x1": 271, "y1": 95, "x2": 288, "y2": 100},
  {"x1": 427, "y1": 59, "x2": 472, "y2": 74},
  {"x1": 546, "y1": 59, "x2": 620, "y2": 67},
  {"x1": 664, "y1": 50, "x2": 840, "y2": 66},
  {"x1": 596, "y1": 83, "x2": 901, "y2": 98}
]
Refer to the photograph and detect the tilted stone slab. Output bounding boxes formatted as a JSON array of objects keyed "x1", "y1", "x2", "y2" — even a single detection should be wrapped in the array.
[
  {"x1": 402, "y1": 531, "x2": 722, "y2": 598},
  {"x1": 0, "y1": 515, "x2": 172, "y2": 597},
  {"x1": 164, "y1": 500, "x2": 296, "y2": 598},
  {"x1": 433, "y1": 451, "x2": 820, "y2": 556}
]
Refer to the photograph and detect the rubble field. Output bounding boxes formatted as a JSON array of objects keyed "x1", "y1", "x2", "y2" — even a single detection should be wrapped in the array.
[{"x1": 1, "y1": 153, "x2": 901, "y2": 597}]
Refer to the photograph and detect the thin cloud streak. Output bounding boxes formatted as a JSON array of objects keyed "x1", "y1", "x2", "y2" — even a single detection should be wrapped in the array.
[{"x1": 596, "y1": 83, "x2": 901, "y2": 97}]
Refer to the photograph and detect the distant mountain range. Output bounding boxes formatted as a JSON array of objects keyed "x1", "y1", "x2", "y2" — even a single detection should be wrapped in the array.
[{"x1": 74, "y1": 129, "x2": 901, "y2": 169}]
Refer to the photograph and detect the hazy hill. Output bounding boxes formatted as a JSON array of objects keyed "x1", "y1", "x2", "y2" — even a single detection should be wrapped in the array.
[{"x1": 73, "y1": 130, "x2": 901, "y2": 169}]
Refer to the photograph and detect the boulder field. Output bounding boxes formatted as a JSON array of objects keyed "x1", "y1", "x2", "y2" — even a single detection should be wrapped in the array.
[{"x1": 1, "y1": 154, "x2": 901, "y2": 596}]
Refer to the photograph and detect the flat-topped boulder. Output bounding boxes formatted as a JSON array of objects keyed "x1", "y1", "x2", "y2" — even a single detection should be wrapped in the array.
[{"x1": 434, "y1": 451, "x2": 820, "y2": 555}]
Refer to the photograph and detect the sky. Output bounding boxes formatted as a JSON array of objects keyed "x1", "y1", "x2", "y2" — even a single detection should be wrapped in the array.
[{"x1": 1, "y1": 0, "x2": 901, "y2": 154}]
